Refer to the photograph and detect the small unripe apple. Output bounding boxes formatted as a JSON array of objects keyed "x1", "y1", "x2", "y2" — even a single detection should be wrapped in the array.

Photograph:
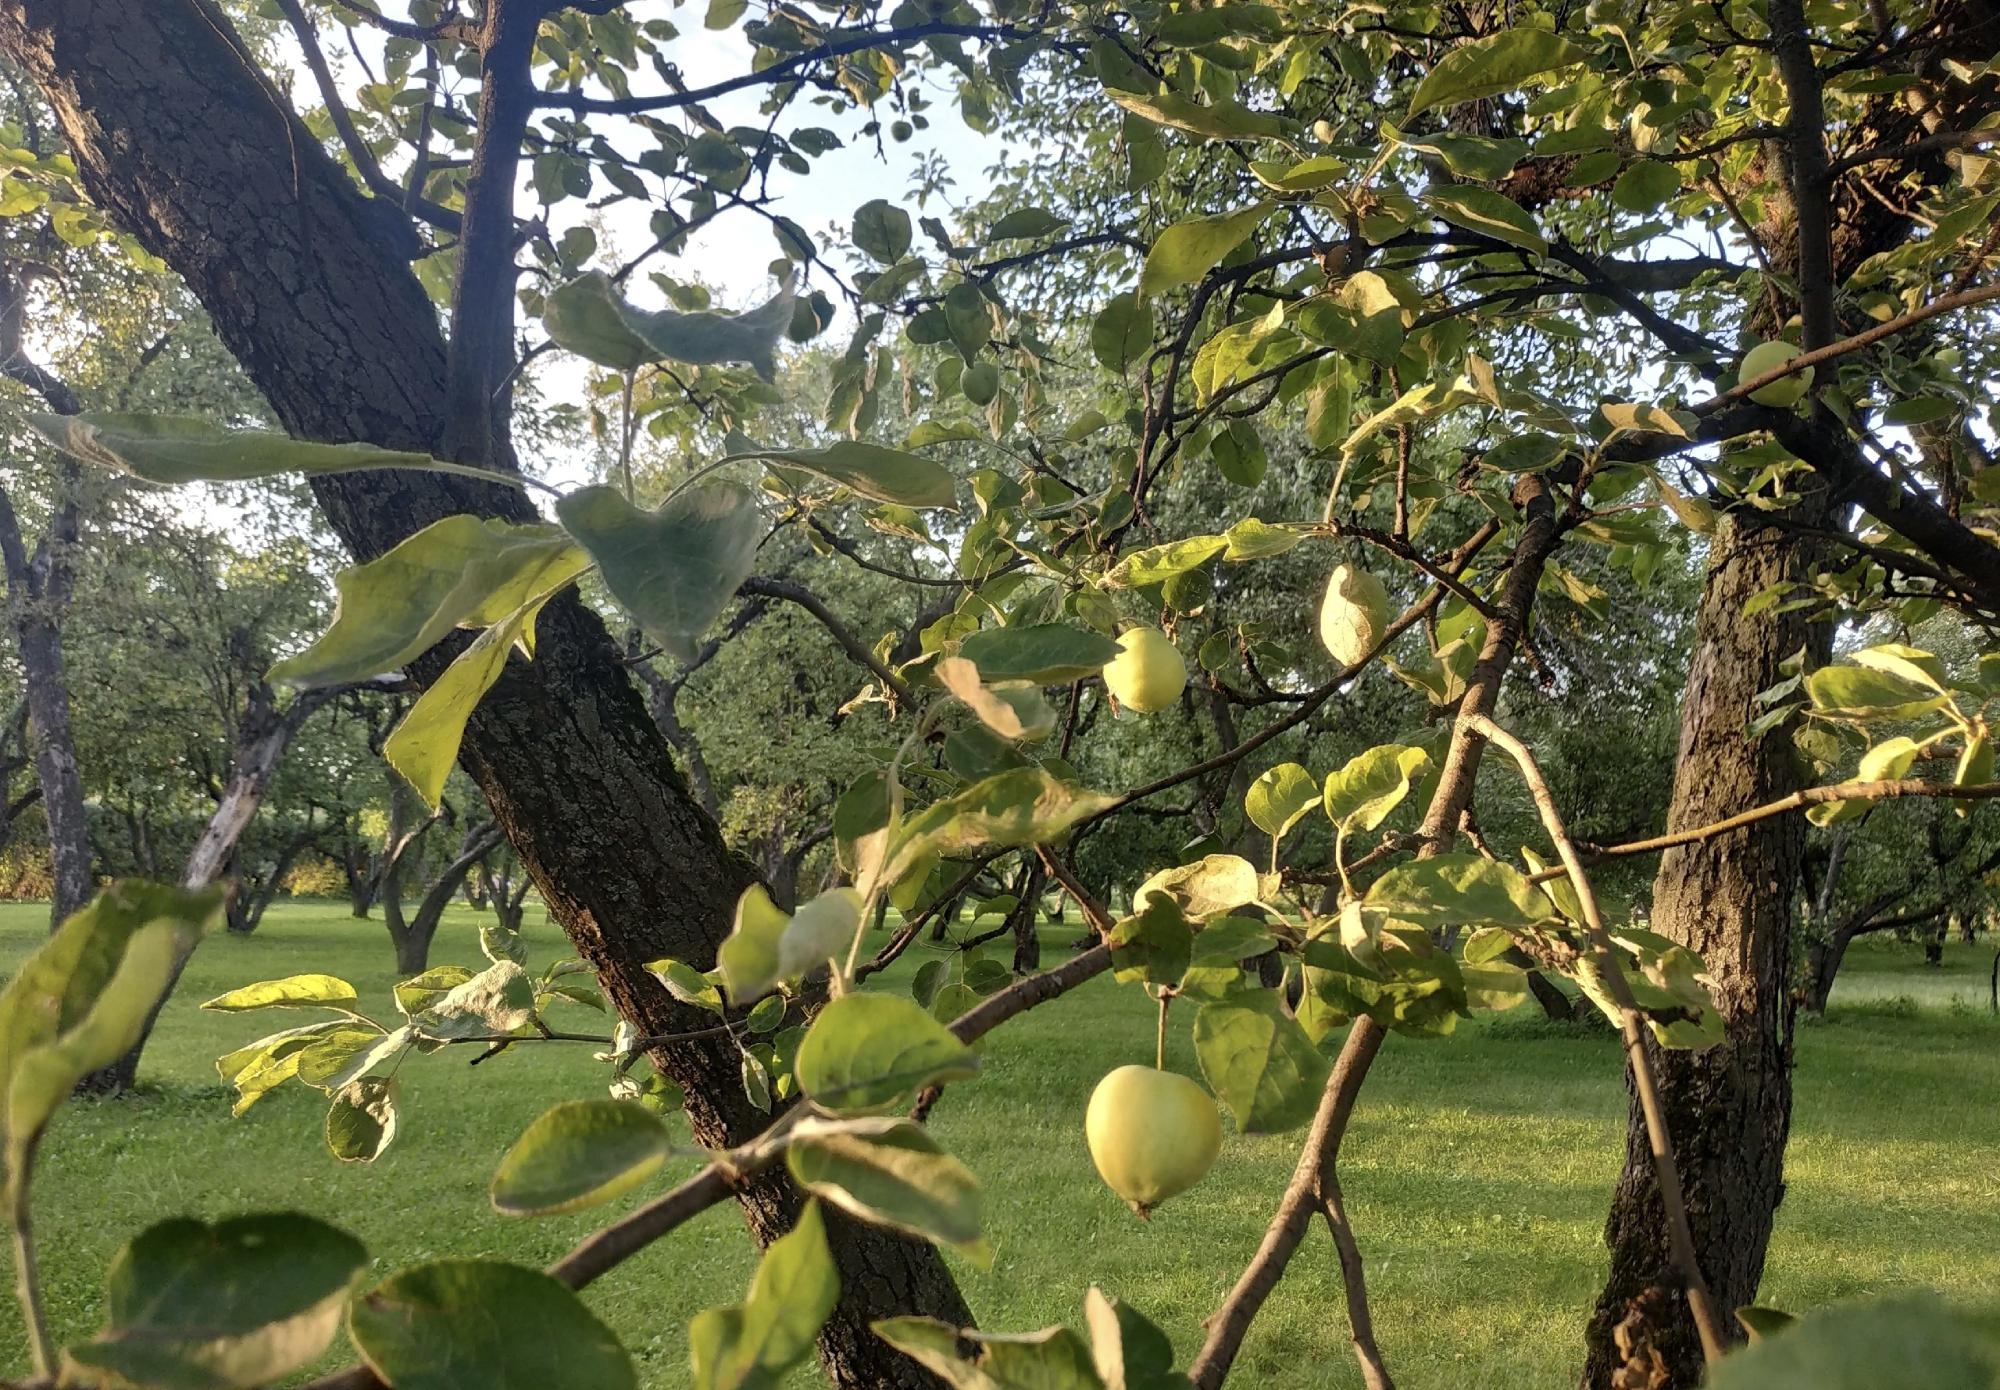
[
  {"x1": 1085, "y1": 1065, "x2": 1223, "y2": 1216},
  {"x1": 1740, "y1": 339, "x2": 1813, "y2": 407},
  {"x1": 1103, "y1": 627, "x2": 1186, "y2": 713},
  {"x1": 1319, "y1": 564, "x2": 1390, "y2": 667}
]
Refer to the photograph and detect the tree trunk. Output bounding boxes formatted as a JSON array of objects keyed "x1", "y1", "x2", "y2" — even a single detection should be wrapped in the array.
[
  {"x1": 343, "y1": 839, "x2": 379, "y2": 918},
  {"x1": 0, "y1": 4, "x2": 972, "y2": 1371},
  {"x1": 1582, "y1": 512, "x2": 1825, "y2": 1387},
  {"x1": 391, "y1": 821, "x2": 502, "y2": 975},
  {"x1": 1802, "y1": 925, "x2": 1854, "y2": 1015},
  {"x1": 82, "y1": 683, "x2": 337, "y2": 1092}
]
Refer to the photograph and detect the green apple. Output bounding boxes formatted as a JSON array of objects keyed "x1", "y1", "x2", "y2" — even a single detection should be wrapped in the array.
[
  {"x1": 1102, "y1": 626, "x2": 1186, "y2": 713},
  {"x1": 1740, "y1": 339, "x2": 1812, "y2": 407},
  {"x1": 1085, "y1": 1064, "x2": 1223, "y2": 1216}
]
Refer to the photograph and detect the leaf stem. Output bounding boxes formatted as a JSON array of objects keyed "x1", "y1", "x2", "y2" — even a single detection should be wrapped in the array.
[{"x1": 10, "y1": 1176, "x2": 52, "y2": 1380}]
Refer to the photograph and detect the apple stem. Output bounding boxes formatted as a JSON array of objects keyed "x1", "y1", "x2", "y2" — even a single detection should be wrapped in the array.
[{"x1": 1155, "y1": 988, "x2": 1170, "y2": 1071}]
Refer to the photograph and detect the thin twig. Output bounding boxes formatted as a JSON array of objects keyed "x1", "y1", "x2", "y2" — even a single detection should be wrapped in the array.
[{"x1": 1467, "y1": 714, "x2": 1728, "y2": 1366}]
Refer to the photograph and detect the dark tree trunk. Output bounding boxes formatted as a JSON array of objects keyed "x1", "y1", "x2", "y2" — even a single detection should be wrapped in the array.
[
  {"x1": 0, "y1": 269, "x2": 92, "y2": 929},
  {"x1": 0, "y1": 2, "x2": 972, "y2": 1373},
  {"x1": 1525, "y1": 969, "x2": 1575, "y2": 1023},
  {"x1": 83, "y1": 681, "x2": 339, "y2": 1092},
  {"x1": 13, "y1": 605, "x2": 89, "y2": 923},
  {"x1": 343, "y1": 838, "x2": 380, "y2": 918},
  {"x1": 388, "y1": 820, "x2": 501, "y2": 975},
  {"x1": 1582, "y1": 512, "x2": 1825, "y2": 1387},
  {"x1": 1008, "y1": 864, "x2": 1045, "y2": 975}
]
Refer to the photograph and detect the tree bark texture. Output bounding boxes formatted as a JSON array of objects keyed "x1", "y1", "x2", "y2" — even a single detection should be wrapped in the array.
[{"x1": 1582, "y1": 514, "x2": 1823, "y2": 1387}]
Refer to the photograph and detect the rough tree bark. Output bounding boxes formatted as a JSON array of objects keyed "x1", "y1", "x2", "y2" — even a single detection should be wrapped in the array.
[
  {"x1": 0, "y1": 2, "x2": 973, "y2": 1378},
  {"x1": 0, "y1": 265, "x2": 92, "y2": 926},
  {"x1": 1582, "y1": 512, "x2": 1825, "y2": 1386},
  {"x1": 1585, "y1": 7, "x2": 2000, "y2": 1378}
]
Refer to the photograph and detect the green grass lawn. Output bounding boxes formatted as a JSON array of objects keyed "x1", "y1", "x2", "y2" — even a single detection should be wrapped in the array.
[{"x1": 0, "y1": 901, "x2": 1996, "y2": 1387}]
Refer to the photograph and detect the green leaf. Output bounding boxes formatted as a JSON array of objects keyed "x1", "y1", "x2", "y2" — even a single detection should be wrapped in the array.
[
  {"x1": 1365, "y1": 853, "x2": 1557, "y2": 931},
  {"x1": 393, "y1": 966, "x2": 476, "y2": 1017},
  {"x1": 943, "y1": 283, "x2": 991, "y2": 363},
  {"x1": 1194, "y1": 993, "x2": 1327, "y2": 1132},
  {"x1": 1610, "y1": 160, "x2": 1681, "y2": 212},
  {"x1": 1091, "y1": 291, "x2": 1155, "y2": 374},
  {"x1": 1707, "y1": 1293, "x2": 2000, "y2": 1389},
  {"x1": 786, "y1": 1116, "x2": 986, "y2": 1259},
  {"x1": 853, "y1": 199, "x2": 914, "y2": 264},
  {"x1": 491, "y1": 1099, "x2": 672, "y2": 1215},
  {"x1": 958, "y1": 624, "x2": 1122, "y2": 683},
  {"x1": 67, "y1": 1214, "x2": 366, "y2": 1390},
  {"x1": 350, "y1": 1260, "x2": 635, "y2": 1390},
  {"x1": 1108, "y1": 897, "x2": 1194, "y2": 987},
  {"x1": 989, "y1": 208, "x2": 1070, "y2": 241},
  {"x1": 873, "y1": 1318, "x2": 1107, "y2": 1390},
  {"x1": 30, "y1": 412, "x2": 438, "y2": 486},
  {"x1": 885, "y1": 769, "x2": 1118, "y2": 883},
  {"x1": 647, "y1": 958, "x2": 725, "y2": 1015},
  {"x1": 326, "y1": 1077, "x2": 399, "y2": 1163},
  {"x1": 733, "y1": 440, "x2": 956, "y2": 508},
  {"x1": 384, "y1": 599, "x2": 548, "y2": 809},
  {"x1": 795, "y1": 993, "x2": 980, "y2": 1112},
  {"x1": 1105, "y1": 536, "x2": 1227, "y2": 589},
  {"x1": 272, "y1": 517, "x2": 589, "y2": 689},
  {"x1": 201, "y1": 974, "x2": 358, "y2": 1014},
  {"x1": 1423, "y1": 186, "x2": 1546, "y2": 255},
  {"x1": 720, "y1": 886, "x2": 865, "y2": 1004},
  {"x1": 215, "y1": 1020, "x2": 348, "y2": 1116},
  {"x1": 415, "y1": 961, "x2": 536, "y2": 1039},
  {"x1": 0, "y1": 883, "x2": 219, "y2": 1195},
  {"x1": 556, "y1": 481, "x2": 764, "y2": 663},
  {"x1": 1805, "y1": 665, "x2": 1949, "y2": 722},
  {"x1": 1857, "y1": 735, "x2": 1923, "y2": 782},
  {"x1": 1222, "y1": 517, "x2": 1302, "y2": 561},
  {"x1": 1849, "y1": 642, "x2": 1948, "y2": 693},
  {"x1": 1245, "y1": 763, "x2": 1318, "y2": 839},
  {"x1": 690, "y1": 1202, "x2": 839, "y2": 1390},
  {"x1": 543, "y1": 271, "x2": 795, "y2": 379},
  {"x1": 1139, "y1": 205, "x2": 1269, "y2": 299},
  {"x1": 937, "y1": 658, "x2": 1057, "y2": 742},
  {"x1": 1323, "y1": 745, "x2": 1431, "y2": 833},
  {"x1": 1106, "y1": 88, "x2": 1291, "y2": 143},
  {"x1": 1386, "y1": 127, "x2": 1528, "y2": 181},
  {"x1": 1191, "y1": 916, "x2": 1276, "y2": 966},
  {"x1": 1084, "y1": 1287, "x2": 1182, "y2": 1390},
  {"x1": 1404, "y1": 29, "x2": 1591, "y2": 119},
  {"x1": 1134, "y1": 855, "x2": 1260, "y2": 920}
]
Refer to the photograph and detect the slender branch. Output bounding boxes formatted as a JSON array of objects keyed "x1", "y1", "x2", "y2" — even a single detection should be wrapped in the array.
[
  {"x1": 270, "y1": 0, "x2": 461, "y2": 233},
  {"x1": 1826, "y1": 127, "x2": 2000, "y2": 175},
  {"x1": 1466, "y1": 714, "x2": 1728, "y2": 1366},
  {"x1": 1699, "y1": 281, "x2": 2000, "y2": 411},
  {"x1": 739, "y1": 576, "x2": 912, "y2": 704},
  {"x1": 535, "y1": 21, "x2": 1043, "y2": 114},
  {"x1": 1537, "y1": 777, "x2": 2000, "y2": 880}
]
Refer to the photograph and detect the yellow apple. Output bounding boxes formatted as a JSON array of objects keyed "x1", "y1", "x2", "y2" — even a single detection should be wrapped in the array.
[
  {"x1": 1740, "y1": 339, "x2": 1812, "y2": 407},
  {"x1": 1085, "y1": 1064, "x2": 1223, "y2": 1216},
  {"x1": 1319, "y1": 563, "x2": 1390, "y2": 667},
  {"x1": 1102, "y1": 627, "x2": 1186, "y2": 713}
]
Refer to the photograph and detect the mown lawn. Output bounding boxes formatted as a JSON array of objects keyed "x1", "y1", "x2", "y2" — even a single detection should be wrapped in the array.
[{"x1": 0, "y1": 900, "x2": 1995, "y2": 1387}]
